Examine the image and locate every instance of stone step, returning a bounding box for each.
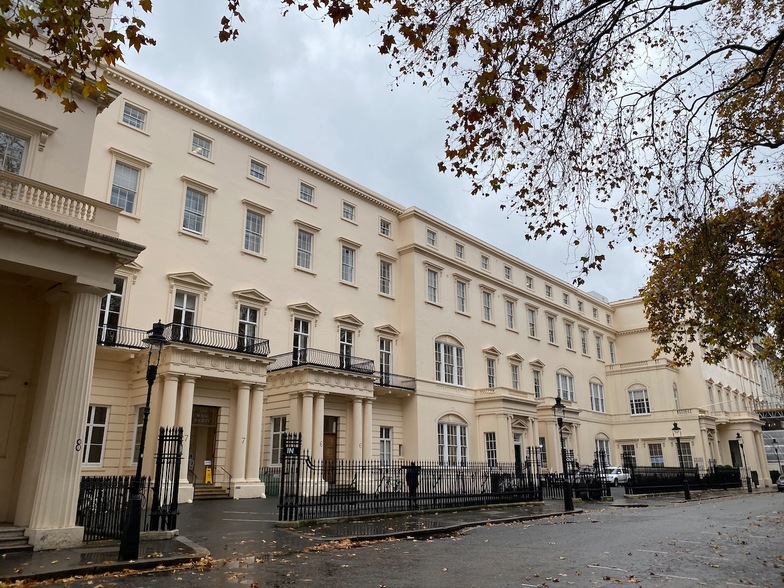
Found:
[0,526,33,553]
[193,484,231,500]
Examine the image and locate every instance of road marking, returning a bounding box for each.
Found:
[657,574,701,581]
[637,549,668,554]
[224,511,263,514]
[676,540,702,544]
[692,555,724,560]
[587,565,629,572]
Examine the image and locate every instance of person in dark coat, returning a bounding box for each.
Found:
[404,462,421,507]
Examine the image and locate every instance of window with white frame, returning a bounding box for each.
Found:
[122,102,147,130]
[438,420,468,465]
[83,405,109,465]
[592,307,599,319]
[486,357,497,387]
[527,308,538,337]
[379,218,391,237]
[578,300,584,312]
[532,368,542,397]
[456,279,468,313]
[595,438,610,463]
[435,337,464,385]
[510,363,520,390]
[292,318,310,362]
[238,304,259,350]
[172,290,198,342]
[110,160,140,213]
[427,268,439,303]
[341,244,356,283]
[191,133,212,159]
[580,328,589,354]
[565,322,574,350]
[481,290,493,322]
[556,370,575,401]
[629,388,651,414]
[648,443,664,466]
[243,208,265,254]
[342,201,356,222]
[505,299,515,330]
[379,259,393,295]
[131,406,144,464]
[525,275,533,289]
[455,242,464,259]
[249,158,267,182]
[606,313,612,325]
[270,416,287,465]
[504,265,512,280]
[296,228,314,270]
[545,284,552,298]
[678,440,694,468]
[673,384,680,409]
[595,334,603,359]
[590,379,606,412]
[380,426,393,465]
[621,444,637,467]
[547,315,557,344]
[98,276,125,344]
[485,432,498,466]
[539,437,548,469]
[299,182,314,203]
[339,328,354,368]
[182,186,207,235]
[379,337,393,379]
[609,340,617,363]
[480,254,490,270]
[426,228,437,246]
[563,292,570,305]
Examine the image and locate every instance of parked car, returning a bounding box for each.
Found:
[777,476,784,492]
[604,466,631,485]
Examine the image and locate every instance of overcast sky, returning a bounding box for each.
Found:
[120,0,649,302]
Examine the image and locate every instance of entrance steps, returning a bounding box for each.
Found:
[0,525,33,554]
[193,483,231,500]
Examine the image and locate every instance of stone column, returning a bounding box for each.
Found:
[231,383,250,492]
[289,392,301,434]
[352,397,363,460]
[159,373,180,429]
[362,399,373,460]
[245,384,264,486]
[301,392,314,457]
[25,286,103,550]
[177,376,197,502]
[313,393,325,461]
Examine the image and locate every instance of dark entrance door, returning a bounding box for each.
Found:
[190,405,218,484]
[323,416,338,483]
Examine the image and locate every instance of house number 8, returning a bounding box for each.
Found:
[75,439,82,452]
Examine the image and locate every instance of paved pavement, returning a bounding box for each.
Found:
[0,488,759,584]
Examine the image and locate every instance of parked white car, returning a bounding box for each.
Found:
[604,466,631,485]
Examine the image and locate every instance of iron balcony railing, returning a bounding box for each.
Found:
[268,348,374,374]
[374,371,416,390]
[96,322,270,356]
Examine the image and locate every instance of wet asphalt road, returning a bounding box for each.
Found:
[45,493,784,587]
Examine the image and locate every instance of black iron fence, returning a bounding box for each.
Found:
[278,433,542,521]
[268,349,374,374]
[96,325,147,349]
[166,323,269,356]
[625,464,742,494]
[76,427,183,541]
[374,371,416,390]
[77,476,151,541]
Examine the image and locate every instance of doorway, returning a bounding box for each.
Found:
[323,416,338,483]
[189,405,218,484]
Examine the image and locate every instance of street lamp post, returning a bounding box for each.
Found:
[736,432,753,494]
[119,321,168,561]
[552,396,574,512]
[671,423,691,500]
[772,439,782,474]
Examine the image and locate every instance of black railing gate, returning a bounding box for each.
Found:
[149,426,183,531]
[278,432,303,521]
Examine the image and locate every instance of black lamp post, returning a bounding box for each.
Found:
[119,321,168,561]
[671,423,691,500]
[736,432,753,493]
[552,396,574,511]
[772,438,782,474]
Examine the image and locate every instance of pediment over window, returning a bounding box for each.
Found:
[510,417,528,429]
[288,302,321,318]
[167,272,213,297]
[335,314,363,328]
[375,324,401,337]
[233,288,271,306]
[507,353,524,363]
[483,346,501,357]
[529,358,545,368]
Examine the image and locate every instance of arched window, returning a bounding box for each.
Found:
[589,378,605,412]
[556,369,575,401]
[435,336,464,385]
[437,414,468,465]
[628,386,650,415]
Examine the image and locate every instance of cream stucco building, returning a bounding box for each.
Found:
[0,59,772,550]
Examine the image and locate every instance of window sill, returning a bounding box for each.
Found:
[118,121,150,136]
[425,300,443,309]
[178,229,209,243]
[188,151,214,164]
[548,341,559,347]
[378,292,395,300]
[298,198,318,209]
[528,335,540,341]
[481,319,496,326]
[241,249,267,261]
[118,210,142,222]
[340,280,358,289]
[630,412,652,417]
[341,217,358,226]
[566,347,576,353]
[247,175,270,188]
[294,266,317,276]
